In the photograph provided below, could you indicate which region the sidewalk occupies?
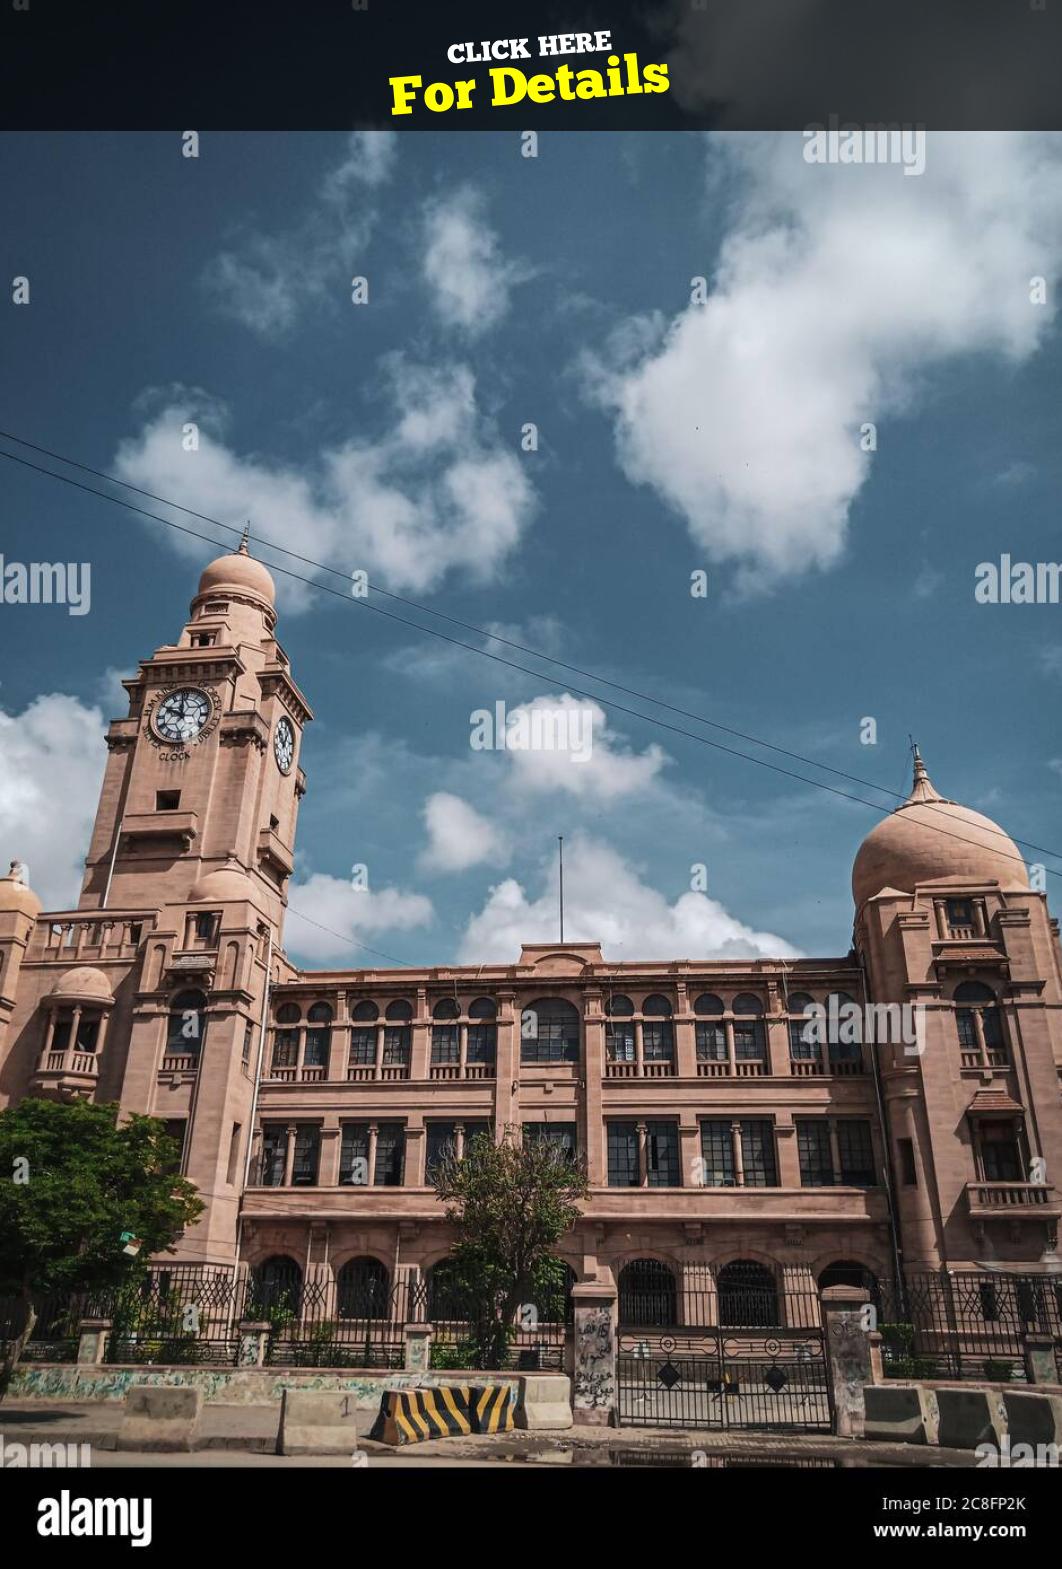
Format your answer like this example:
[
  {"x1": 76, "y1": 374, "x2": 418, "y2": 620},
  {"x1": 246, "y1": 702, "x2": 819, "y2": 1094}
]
[{"x1": 0, "y1": 1401, "x2": 979, "y2": 1466}]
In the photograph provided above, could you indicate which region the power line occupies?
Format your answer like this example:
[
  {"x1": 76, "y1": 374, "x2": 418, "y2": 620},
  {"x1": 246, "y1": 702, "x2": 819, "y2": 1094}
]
[
  {"x1": 5, "y1": 423, "x2": 1058, "y2": 865},
  {"x1": 1, "y1": 434, "x2": 1058, "y2": 889}
]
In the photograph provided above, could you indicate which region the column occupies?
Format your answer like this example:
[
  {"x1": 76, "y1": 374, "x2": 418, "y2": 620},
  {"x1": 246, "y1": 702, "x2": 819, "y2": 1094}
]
[
  {"x1": 724, "y1": 1017, "x2": 736, "y2": 1074},
  {"x1": 731, "y1": 1120, "x2": 745, "y2": 1188},
  {"x1": 582, "y1": 994, "x2": 606, "y2": 1185},
  {"x1": 319, "y1": 1123, "x2": 341, "y2": 1186},
  {"x1": 405, "y1": 1123, "x2": 426, "y2": 1187},
  {"x1": 636, "y1": 1120, "x2": 649, "y2": 1187},
  {"x1": 634, "y1": 1019, "x2": 645, "y2": 1078},
  {"x1": 410, "y1": 986, "x2": 430, "y2": 1081},
  {"x1": 373, "y1": 1025, "x2": 385, "y2": 1080},
  {"x1": 282, "y1": 1124, "x2": 297, "y2": 1187},
  {"x1": 828, "y1": 1119, "x2": 843, "y2": 1185},
  {"x1": 571, "y1": 1282, "x2": 617, "y2": 1427},
  {"x1": 494, "y1": 990, "x2": 517, "y2": 1131},
  {"x1": 820, "y1": 1285, "x2": 872, "y2": 1438},
  {"x1": 674, "y1": 981, "x2": 697, "y2": 1079},
  {"x1": 367, "y1": 1123, "x2": 379, "y2": 1186},
  {"x1": 458, "y1": 1024, "x2": 468, "y2": 1079}
]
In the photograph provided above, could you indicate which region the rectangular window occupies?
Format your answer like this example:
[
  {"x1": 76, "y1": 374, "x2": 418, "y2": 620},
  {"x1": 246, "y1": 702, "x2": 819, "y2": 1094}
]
[
  {"x1": 607, "y1": 1122, "x2": 640, "y2": 1188},
  {"x1": 260, "y1": 1126, "x2": 287, "y2": 1187},
  {"x1": 837, "y1": 1120, "x2": 876, "y2": 1187},
  {"x1": 524, "y1": 1122, "x2": 578, "y2": 1164},
  {"x1": 272, "y1": 1028, "x2": 299, "y2": 1069},
  {"x1": 466, "y1": 1024, "x2": 496, "y2": 1065},
  {"x1": 382, "y1": 1026, "x2": 410, "y2": 1067},
  {"x1": 956, "y1": 1010, "x2": 979, "y2": 1051},
  {"x1": 695, "y1": 1022, "x2": 727, "y2": 1061},
  {"x1": 430, "y1": 1025, "x2": 460, "y2": 1065},
  {"x1": 226, "y1": 1123, "x2": 242, "y2": 1185},
  {"x1": 374, "y1": 1123, "x2": 405, "y2": 1186},
  {"x1": 646, "y1": 1121, "x2": 680, "y2": 1188},
  {"x1": 796, "y1": 1119, "x2": 834, "y2": 1187},
  {"x1": 642, "y1": 1022, "x2": 674, "y2": 1061},
  {"x1": 190, "y1": 632, "x2": 216, "y2": 648},
  {"x1": 946, "y1": 898, "x2": 974, "y2": 932},
  {"x1": 162, "y1": 1118, "x2": 187, "y2": 1174},
  {"x1": 980, "y1": 1120, "x2": 1023, "y2": 1182},
  {"x1": 291, "y1": 1125, "x2": 320, "y2": 1186},
  {"x1": 303, "y1": 1026, "x2": 328, "y2": 1067},
  {"x1": 241, "y1": 1021, "x2": 254, "y2": 1068},
  {"x1": 75, "y1": 1015, "x2": 100, "y2": 1052},
  {"x1": 606, "y1": 1022, "x2": 636, "y2": 1062},
  {"x1": 339, "y1": 1124, "x2": 369, "y2": 1185},
  {"x1": 156, "y1": 790, "x2": 181, "y2": 811},
  {"x1": 788, "y1": 1017, "x2": 819, "y2": 1059},
  {"x1": 348, "y1": 1028, "x2": 375, "y2": 1066},
  {"x1": 425, "y1": 1122, "x2": 457, "y2": 1176},
  {"x1": 700, "y1": 1120, "x2": 736, "y2": 1187},
  {"x1": 898, "y1": 1137, "x2": 917, "y2": 1186},
  {"x1": 733, "y1": 1021, "x2": 765, "y2": 1061},
  {"x1": 194, "y1": 912, "x2": 218, "y2": 943},
  {"x1": 739, "y1": 1120, "x2": 778, "y2": 1187}
]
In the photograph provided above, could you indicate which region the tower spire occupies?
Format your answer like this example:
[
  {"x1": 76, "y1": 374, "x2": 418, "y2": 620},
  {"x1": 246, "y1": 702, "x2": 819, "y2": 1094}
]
[
  {"x1": 905, "y1": 739, "x2": 943, "y2": 806},
  {"x1": 238, "y1": 521, "x2": 251, "y2": 556}
]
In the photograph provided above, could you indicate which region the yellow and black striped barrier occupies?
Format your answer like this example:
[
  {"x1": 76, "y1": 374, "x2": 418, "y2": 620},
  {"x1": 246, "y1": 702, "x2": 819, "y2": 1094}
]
[{"x1": 369, "y1": 1383, "x2": 516, "y2": 1445}]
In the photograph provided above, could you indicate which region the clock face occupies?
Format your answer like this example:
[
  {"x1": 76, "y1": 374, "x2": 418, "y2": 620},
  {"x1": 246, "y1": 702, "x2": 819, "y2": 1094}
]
[
  {"x1": 274, "y1": 716, "x2": 295, "y2": 774},
  {"x1": 153, "y1": 688, "x2": 212, "y2": 744}
]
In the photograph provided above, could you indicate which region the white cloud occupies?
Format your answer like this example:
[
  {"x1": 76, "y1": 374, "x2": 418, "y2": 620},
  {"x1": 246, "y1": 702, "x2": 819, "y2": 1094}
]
[
  {"x1": 113, "y1": 356, "x2": 536, "y2": 604},
  {"x1": 499, "y1": 694, "x2": 667, "y2": 800},
  {"x1": 0, "y1": 694, "x2": 106, "y2": 909},
  {"x1": 285, "y1": 871, "x2": 432, "y2": 964},
  {"x1": 420, "y1": 792, "x2": 508, "y2": 873},
  {"x1": 204, "y1": 132, "x2": 397, "y2": 337},
  {"x1": 457, "y1": 835, "x2": 800, "y2": 963},
  {"x1": 586, "y1": 133, "x2": 1062, "y2": 589},
  {"x1": 422, "y1": 186, "x2": 528, "y2": 335},
  {"x1": 94, "y1": 667, "x2": 132, "y2": 715}
]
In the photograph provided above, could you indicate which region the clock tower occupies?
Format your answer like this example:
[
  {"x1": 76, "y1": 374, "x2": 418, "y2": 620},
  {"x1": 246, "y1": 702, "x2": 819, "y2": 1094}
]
[{"x1": 75, "y1": 537, "x2": 313, "y2": 1263}]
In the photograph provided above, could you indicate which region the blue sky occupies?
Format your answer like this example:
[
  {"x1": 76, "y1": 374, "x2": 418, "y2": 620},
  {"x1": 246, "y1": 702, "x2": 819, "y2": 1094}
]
[{"x1": 1, "y1": 130, "x2": 1061, "y2": 968}]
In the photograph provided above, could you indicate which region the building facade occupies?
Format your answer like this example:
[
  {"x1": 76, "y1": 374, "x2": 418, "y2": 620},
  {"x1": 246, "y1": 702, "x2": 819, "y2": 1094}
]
[{"x1": 1, "y1": 544, "x2": 1060, "y2": 1321}]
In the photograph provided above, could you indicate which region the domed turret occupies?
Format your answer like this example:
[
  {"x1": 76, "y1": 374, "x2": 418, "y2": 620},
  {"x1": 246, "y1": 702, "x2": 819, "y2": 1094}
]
[
  {"x1": 0, "y1": 860, "x2": 41, "y2": 920},
  {"x1": 189, "y1": 858, "x2": 255, "y2": 903},
  {"x1": 196, "y1": 530, "x2": 275, "y2": 608},
  {"x1": 49, "y1": 966, "x2": 114, "y2": 1005},
  {"x1": 852, "y1": 748, "x2": 1029, "y2": 910}
]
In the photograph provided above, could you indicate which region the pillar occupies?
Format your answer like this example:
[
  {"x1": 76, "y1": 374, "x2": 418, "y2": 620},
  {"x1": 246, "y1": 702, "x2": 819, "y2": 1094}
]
[
  {"x1": 821, "y1": 1284, "x2": 872, "y2": 1438},
  {"x1": 571, "y1": 1282, "x2": 617, "y2": 1427}
]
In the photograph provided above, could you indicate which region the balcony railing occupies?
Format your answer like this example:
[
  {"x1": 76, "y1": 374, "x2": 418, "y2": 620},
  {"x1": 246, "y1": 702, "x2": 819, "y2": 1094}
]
[
  {"x1": 605, "y1": 1060, "x2": 676, "y2": 1079},
  {"x1": 960, "y1": 1049, "x2": 1009, "y2": 1070},
  {"x1": 40, "y1": 1050, "x2": 99, "y2": 1077},
  {"x1": 428, "y1": 1063, "x2": 495, "y2": 1081},
  {"x1": 696, "y1": 1059, "x2": 767, "y2": 1078},
  {"x1": 160, "y1": 1053, "x2": 198, "y2": 1074},
  {"x1": 266, "y1": 1065, "x2": 327, "y2": 1083},
  {"x1": 966, "y1": 1181, "x2": 1060, "y2": 1215}
]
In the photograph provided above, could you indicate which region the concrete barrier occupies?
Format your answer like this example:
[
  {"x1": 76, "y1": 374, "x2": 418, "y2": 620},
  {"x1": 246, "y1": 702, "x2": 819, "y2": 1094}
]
[
  {"x1": 515, "y1": 1374, "x2": 573, "y2": 1431},
  {"x1": 1001, "y1": 1389, "x2": 1062, "y2": 1449},
  {"x1": 277, "y1": 1389, "x2": 362, "y2": 1456},
  {"x1": 370, "y1": 1386, "x2": 474, "y2": 1445},
  {"x1": 935, "y1": 1387, "x2": 1007, "y2": 1452},
  {"x1": 117, "y1": 1385, "x2": 203, "y2": 1452},
  {"x1": 863, "y1": 1385, "x2": 938, "y2": 1446}
]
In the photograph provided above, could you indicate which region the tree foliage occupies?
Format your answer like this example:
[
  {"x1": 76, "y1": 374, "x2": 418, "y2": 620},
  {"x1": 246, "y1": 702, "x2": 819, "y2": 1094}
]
[
  {"x1": 0, "y1": 1097, "x2": 203, "y2": 1396},
  {"x1": 430, "y1": 1128, "x2": 587, "y2": 1369}
]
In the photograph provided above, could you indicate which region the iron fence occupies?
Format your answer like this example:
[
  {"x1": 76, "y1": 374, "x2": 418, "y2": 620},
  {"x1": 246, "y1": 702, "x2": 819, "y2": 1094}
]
[{"x1": 878, "y1": 1270, "x2": 1062, "y2": 1384}]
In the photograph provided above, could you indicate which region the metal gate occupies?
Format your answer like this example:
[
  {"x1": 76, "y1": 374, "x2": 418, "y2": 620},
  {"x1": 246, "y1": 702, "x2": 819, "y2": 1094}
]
[{"x1": 616, "y1": 1261, "x2": 830, "y2": 1432}]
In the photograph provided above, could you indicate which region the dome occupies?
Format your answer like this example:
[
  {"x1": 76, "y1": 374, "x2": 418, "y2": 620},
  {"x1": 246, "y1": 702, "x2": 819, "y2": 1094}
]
[
  {"x1": 49, "y1": 966, "x2": 114, "y2": 1004},
  {"x1": 196, "y1": 534, "x2": 275, "y2": 607},
  {"x1": 189, "y1": 862, "x2": 254, "y2": 903},
  {"x1": 0, "y1": 861, "x2": 41, "y2": 919},
  {"x1": 853, "y1": 749, "x2": 1029, "y2": 909}
]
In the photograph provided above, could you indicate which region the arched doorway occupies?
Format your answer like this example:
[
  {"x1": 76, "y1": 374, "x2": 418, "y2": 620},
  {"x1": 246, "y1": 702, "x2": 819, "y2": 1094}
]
[
  {"x1": 716, "y1": 1260, "x2": 779, "y2": 1327},
  {"x1": 618, "y1": 1259, "x2": 677, "y2": 1327}
]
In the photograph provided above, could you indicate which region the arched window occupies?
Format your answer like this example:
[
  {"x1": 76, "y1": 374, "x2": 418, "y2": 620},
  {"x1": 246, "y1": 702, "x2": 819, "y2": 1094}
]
[
  {"x1": 717, "y1": 1260, "x2": 779, "y2": 1328},
  {"x1": 693, "y1": 993, "x2": 726, "y2": 1063},
  {"x1": 431, "y1": 999, "x2": 460, "y2": 1067},
  {"x1": 336, "y1": 1256, "x2": 390, "y2": 1319},
  {"x1": 618, "y1": 1259, "x2": 677, "y2": 1327},
  {"x1": 521, "y1": 997, "x2": 580, "y2": 1064},
  {"x1": 731, "y1": 993, "x2": 765, "y2": 1063},
  {"x1": 351, "y1": 1000, "x2": 379, "y2": 1022},
  {"x1": 426, "y1": 1259, "x2": 468, "y2": 1322},
  {"x1": 303, "y1": 1001, "x2": 332, "y2": 1068},
  {"x1": 250, "y1": 1254, "x2": 302, "y2": 1314},
  {"x1": 606, "y1": 995, "x2": 635, "y2": 1063},
  {"x1": 640, "y1": 994, "x2": 674, "y2": 1062},
  {"x1": 275, "y1": 1002, "x2": 301, "y2": 1024},
  {"x1": 642, "y1": 994, "x2": 673, "y2": 1016},
  {"x1": 383, "y1": 1000, "x2": 412, "y2": 1069},
  {"x1": 468, "y1": 997, "x2": 496, "y2": 1019},
  {"x1": 787, "y1": 991, "x2": 818, "y2": 1060},
  {"x1": 529, "y1": 1263, "x2": 577, "y2": 1324},
  {"x1": 826, "y1": 990, "x2": 861, "y2": 1066},
  {"x1": 167, "y1": 989, "x2": 207, "y2": 1054},
  {"x1": 954, "y1": 981, "x2": 1005, "y2": 1062}
]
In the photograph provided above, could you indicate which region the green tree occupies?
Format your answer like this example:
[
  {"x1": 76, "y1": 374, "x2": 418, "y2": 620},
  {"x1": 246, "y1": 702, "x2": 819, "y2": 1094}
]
[
  {"x1": 0, "y1": 1098, "x2": 203, "y2": 1398},
  {"x1": 430, "y1": 1128, "x2": 588, "y2": 1369}
]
